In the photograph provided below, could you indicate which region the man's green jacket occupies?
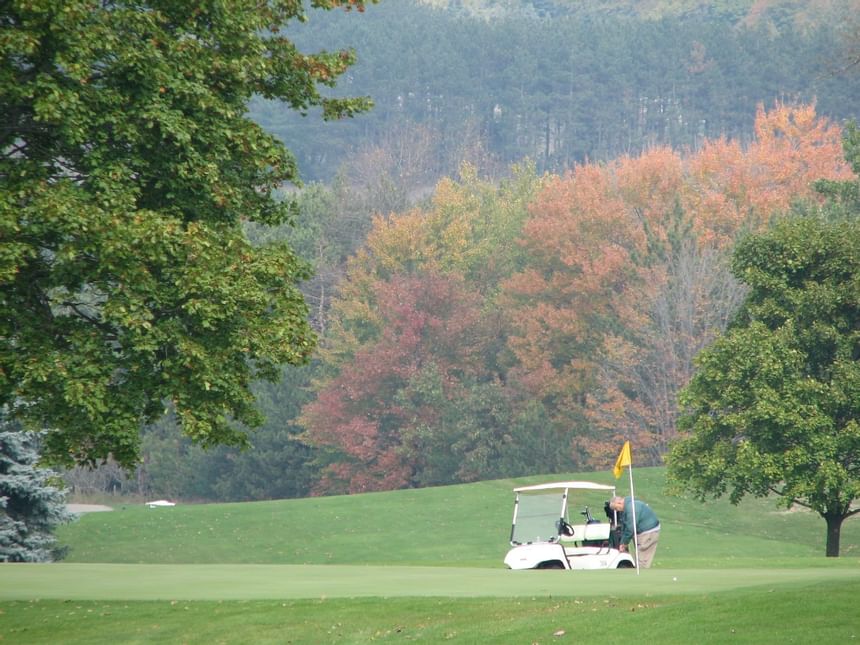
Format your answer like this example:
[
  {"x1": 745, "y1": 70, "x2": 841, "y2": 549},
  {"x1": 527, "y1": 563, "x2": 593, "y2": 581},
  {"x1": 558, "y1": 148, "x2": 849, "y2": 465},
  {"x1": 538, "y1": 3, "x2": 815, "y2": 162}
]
[{"x1": 619, "y1": 496, "x2": 659, "y2": 545}]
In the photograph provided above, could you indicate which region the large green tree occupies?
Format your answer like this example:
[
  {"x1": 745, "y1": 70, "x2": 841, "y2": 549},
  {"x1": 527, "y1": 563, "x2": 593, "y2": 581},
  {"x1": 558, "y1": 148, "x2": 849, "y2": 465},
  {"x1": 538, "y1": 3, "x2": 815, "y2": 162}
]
[
  {"x1": 667, "y1": 214, "x2": 860, "y2": 557},
  {"x1": 0, "y1": 1, "x2": 374, "y2": 467}
]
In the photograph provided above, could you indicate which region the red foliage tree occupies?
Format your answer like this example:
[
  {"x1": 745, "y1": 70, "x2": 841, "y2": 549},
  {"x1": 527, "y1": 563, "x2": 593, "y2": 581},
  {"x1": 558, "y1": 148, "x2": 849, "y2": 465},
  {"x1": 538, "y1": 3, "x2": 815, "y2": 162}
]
[{"x1": 300, "y1": 271, "x2": 489, "y2": 493}]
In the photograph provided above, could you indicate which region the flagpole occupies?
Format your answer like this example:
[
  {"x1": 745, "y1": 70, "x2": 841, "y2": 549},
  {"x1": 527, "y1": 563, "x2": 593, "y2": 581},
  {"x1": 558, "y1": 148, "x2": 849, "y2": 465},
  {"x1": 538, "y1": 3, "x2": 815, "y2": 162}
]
[
  {"x1": 612, "y1": 441, "x2": 639, "y2": 574},
  {"x1": 628, "y1": 461, "x2": 640, "y2": 575}
]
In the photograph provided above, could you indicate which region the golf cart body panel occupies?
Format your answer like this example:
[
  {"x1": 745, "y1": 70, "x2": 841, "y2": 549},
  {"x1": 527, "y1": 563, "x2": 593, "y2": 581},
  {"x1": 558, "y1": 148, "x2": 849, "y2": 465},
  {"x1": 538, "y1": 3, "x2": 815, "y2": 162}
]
[
  {"x1": 503, "y1": 543, "x2": 632, "y2": 570},
  {"x1": 504, "y1": 481, "x2": 636, "y2": 571},
  {"x1": 503, "y1": 542, "x2": 569, "y2": 569}
]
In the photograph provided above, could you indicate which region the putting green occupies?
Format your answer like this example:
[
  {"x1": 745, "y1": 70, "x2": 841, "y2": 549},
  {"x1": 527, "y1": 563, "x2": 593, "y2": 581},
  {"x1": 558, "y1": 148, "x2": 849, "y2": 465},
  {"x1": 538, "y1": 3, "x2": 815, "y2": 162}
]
[{"x1": 2, "y1": 564, "x2": 858, "y2": 601}]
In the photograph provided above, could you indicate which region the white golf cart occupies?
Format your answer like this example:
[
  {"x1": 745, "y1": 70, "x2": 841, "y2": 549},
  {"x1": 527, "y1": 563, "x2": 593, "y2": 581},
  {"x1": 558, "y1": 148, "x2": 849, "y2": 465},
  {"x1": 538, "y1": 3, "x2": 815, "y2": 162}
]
[{"x1": 503, "y1": 481, "x2": 636, "y2": 570}]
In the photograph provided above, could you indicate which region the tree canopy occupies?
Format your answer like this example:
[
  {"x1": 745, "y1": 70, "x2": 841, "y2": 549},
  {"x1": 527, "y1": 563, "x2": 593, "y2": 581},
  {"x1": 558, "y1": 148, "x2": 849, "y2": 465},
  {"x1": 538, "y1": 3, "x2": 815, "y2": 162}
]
[
  {"x1": 667, "y1": 213, "x2": 860, "y2": 557},
  {"x1": 298, "y1": 105, "x2": 855, "y2": 494},
  {"x1": 53, "y1": 104, "x2": 858, "y2": 502},
  {"x1": 0, "y1": 0, "x2": 375, "y2": 467}
]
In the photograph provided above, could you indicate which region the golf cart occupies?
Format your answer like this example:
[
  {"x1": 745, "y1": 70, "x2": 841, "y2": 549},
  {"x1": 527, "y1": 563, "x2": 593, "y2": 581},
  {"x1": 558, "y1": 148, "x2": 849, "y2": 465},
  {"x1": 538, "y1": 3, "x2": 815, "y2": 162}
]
[{"x1": 503, "y1": 481, "x2": 636, "y2": 570}]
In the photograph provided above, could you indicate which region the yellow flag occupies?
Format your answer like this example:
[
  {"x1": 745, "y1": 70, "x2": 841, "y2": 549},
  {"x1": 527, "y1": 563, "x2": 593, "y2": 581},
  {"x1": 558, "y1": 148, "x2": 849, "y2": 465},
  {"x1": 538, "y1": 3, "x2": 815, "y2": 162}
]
[{"x1": 613, "y1": 441, "x2": 631, "y2": 479}]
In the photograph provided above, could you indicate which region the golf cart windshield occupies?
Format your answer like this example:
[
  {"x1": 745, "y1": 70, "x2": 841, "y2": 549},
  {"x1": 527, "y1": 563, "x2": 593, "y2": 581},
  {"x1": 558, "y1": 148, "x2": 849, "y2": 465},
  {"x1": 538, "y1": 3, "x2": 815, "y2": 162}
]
[
  {"x1": 509, "y1": 481, "x2": 616, "y2": 545},
  {"x1": 511, "y1": 492, "x2": 564, "y2": 544}
]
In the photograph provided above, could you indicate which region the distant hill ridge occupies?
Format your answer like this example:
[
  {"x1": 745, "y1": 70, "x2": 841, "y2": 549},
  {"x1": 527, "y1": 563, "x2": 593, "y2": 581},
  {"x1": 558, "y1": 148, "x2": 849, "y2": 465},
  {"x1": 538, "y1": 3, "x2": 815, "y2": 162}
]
[{"x1": 416, "y1": 0, "x2": 860, "y2": 26}]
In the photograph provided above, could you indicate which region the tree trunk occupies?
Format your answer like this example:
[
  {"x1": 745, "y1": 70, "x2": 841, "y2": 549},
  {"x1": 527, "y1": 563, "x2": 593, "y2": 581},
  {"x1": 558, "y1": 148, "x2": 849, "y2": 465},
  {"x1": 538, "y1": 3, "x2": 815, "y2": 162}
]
[{"x1": 824, "y1": 513, "x2": 844, "y2": 557}]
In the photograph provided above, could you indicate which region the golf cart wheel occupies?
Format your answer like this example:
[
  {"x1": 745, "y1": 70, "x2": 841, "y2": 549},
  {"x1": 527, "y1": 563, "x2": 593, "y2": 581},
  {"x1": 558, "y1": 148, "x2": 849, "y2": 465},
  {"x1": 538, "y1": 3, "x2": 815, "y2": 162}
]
[
  {"x1": 537, "y1": 561, "x2": 566, "y2": 570},
  {"x1": 616, "y1": 560, "x2": 635, "y2": 569}
]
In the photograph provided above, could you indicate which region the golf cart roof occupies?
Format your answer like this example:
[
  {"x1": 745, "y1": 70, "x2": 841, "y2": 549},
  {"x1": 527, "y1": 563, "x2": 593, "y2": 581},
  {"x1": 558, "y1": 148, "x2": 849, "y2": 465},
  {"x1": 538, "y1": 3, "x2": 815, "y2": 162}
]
[{"x1": 513, "y1": 481, "x2": 615, "y2": 493}]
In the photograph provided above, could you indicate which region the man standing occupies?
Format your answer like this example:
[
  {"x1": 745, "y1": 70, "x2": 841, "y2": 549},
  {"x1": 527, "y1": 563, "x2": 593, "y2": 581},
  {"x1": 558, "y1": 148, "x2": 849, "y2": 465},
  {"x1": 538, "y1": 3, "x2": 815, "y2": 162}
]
[{"x1": 609, "y1": 496, "x2": 660, "y2": 568}]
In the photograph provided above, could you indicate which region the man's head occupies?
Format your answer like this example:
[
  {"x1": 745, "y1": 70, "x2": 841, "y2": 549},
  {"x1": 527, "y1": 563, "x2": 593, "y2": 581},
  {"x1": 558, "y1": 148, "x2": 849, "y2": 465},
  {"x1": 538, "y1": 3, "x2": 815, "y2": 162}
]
[{"x1": 609, "y1": 496, "x2": 625, "y2": 512}]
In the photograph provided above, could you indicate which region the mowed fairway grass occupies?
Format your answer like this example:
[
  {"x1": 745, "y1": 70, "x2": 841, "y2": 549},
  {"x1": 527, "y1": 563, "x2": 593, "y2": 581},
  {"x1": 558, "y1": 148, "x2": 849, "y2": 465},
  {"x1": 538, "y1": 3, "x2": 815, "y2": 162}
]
[{"x1": 3, "y1": 468, "x2": 860, "y2": 644}]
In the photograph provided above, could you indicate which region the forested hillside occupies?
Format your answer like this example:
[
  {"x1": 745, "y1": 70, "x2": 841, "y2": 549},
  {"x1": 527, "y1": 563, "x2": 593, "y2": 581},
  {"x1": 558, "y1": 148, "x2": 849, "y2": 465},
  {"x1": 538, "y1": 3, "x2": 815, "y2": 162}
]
[
  {"x1": 253, "y1": 0, "x2": 860, "y2": 182},
  {"x1": 418, "y1": 0, "x2": 858, "y2": 23},
  {"x1": 61, "y1": 1, "x2": 860, "y2": 502}
]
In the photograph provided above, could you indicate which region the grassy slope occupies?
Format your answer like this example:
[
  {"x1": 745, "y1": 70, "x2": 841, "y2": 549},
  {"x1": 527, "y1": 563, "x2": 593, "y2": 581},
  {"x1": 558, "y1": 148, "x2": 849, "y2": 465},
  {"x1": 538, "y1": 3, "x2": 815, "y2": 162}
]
[
  {"x1": 54, "y1": 468, "x2": 860, "y2": 566},
  {"x1": 4, "y1": 469, "x2": 860, "y2": 644}
]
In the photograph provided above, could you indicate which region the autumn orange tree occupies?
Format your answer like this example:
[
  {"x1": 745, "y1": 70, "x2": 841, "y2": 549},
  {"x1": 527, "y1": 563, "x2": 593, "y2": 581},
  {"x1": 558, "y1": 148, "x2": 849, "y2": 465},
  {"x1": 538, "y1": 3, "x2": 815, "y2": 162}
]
[
  {"x1": 501, "y1": 148, "x2": 686, "y2": 466},
  {"x1": 504, "y1": 102, "x2": 853, "y2": 469},
  {"x1": 686, "y1": 102, "x2": 852, "y2": 245}
]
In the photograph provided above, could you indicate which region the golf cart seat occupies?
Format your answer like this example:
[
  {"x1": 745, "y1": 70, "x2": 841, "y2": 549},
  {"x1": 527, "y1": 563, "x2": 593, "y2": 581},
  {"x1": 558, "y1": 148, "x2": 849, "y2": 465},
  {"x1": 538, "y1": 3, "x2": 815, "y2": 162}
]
[{"x1": 559, "y1": 522, "x2": 611, "y2": 543}]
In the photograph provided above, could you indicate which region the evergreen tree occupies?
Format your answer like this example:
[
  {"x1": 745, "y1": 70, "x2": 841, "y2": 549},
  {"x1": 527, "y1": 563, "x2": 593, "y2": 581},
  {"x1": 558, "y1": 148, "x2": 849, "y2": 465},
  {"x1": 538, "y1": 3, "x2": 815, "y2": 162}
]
[{"x1": 0, "y1": 421, "x2": 72, "y2": 562}]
